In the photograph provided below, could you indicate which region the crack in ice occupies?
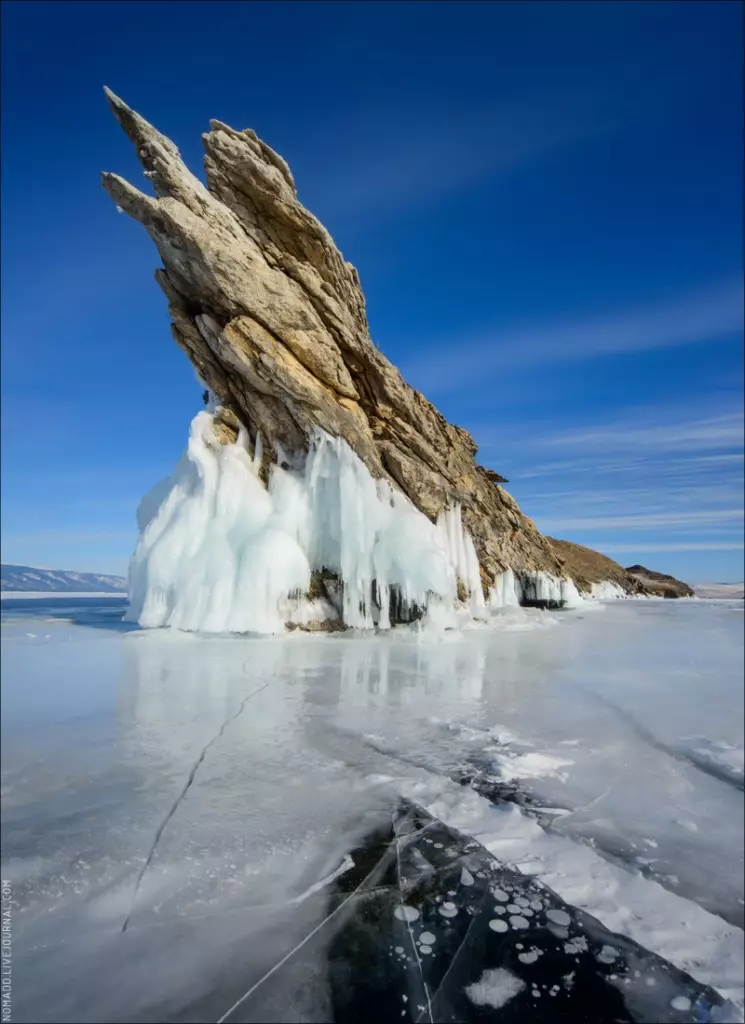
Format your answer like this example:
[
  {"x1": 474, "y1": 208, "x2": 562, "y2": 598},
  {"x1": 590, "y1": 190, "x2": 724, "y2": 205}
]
[
  {"x1": 121, "y1": 675, "x2": 270, "y2": 932},
  {"x1": 214, "y1": 837, "x2": 398, "y2": 1023},
  {"x1": 582, "y1": 689, "x2": 745, "y2": 793},
  {"x1": 420, "y1": 883, "x2": 489, "y2": 1020},
  {"x1": 394, "y1": 810, "x2": 433, "y2": 1024}
]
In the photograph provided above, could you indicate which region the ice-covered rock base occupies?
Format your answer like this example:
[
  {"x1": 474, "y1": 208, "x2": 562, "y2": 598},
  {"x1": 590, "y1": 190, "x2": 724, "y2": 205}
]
[
  {"x1": 126, "y1": 412, "x2": 630, "y2": 634},
  {"x1": 128, "y1": 412, "x2": 464, "y2": 633},
  {"x1": 488, "y1": 570, "x2": 625, "y2": 612}
]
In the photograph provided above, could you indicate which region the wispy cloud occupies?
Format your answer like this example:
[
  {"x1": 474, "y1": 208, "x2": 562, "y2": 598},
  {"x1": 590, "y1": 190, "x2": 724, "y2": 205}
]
[
  {"x1": 478, "y1": 400, "x2": 744, "y2": 464},
  {"x1": 541, "y1": 411, "x2": 744, "y2": 453},
  {"x1": 593, "y1": 542, "x2": 745, "y2": 553},
  {"x1": 405, "y1": 278, "x2": 743, "y2": 395},
  {"x1": 310, "y1": 90, "x2": 602, "y2": 219},
  {"x1": 538, "y1": 509, "x2": 743, "y2": 532},
  {"x1": 521, "y1": 483, "x2": 744, "y2": 510},
  {"x1": 486, "y1": 400, "x2": 744, "y2": 563}
]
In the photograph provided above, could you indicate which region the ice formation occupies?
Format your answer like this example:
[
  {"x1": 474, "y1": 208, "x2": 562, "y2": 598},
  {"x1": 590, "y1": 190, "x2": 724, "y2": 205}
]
[
  {"x1": 589, "y1": 581, "x2": 627, "y2": 601},
  {"x1": 521, "y1": 572, "x2": 584, "y2": 609},
  {"x1": 489, "y1": 570, "x2": 583, "y2": 610},
  {"x1": 127, "y1": 412, "x2": 467, "y2": 633},
  {"x1": 126, "y1": 411, "x2": 632, "y2": 634},
  {"x1": 127, "y1": 413, "x2": 311, "y2": 634},
  {"x1": 435, "y1": 505, "x2": 486, "y2": 616},
  {"x1": 489, "y1": 569, "x2": 522, "y2": 610}
]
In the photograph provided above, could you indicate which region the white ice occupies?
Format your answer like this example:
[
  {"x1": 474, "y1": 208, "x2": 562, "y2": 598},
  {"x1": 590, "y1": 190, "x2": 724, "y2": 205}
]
[
  {"x1": 465, "y1": 967, "x2": 526, "y2": 1009},
  {"x1": 589, "y1": 580, "x2": 628, "y2": 600},
  {"x1": 126, "y1": 412, "x2": 475, "y2": 633},
  {"x1": 124, "y1": 411, "x2": 630, "y2": 635},
  {"x1": 2, "y1": 591, "x2": 742, "y2": 1022}
]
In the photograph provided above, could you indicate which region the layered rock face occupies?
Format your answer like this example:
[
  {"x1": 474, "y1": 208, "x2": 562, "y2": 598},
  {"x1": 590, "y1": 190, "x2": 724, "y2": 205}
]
[
  {"x1": 105, "y1": 90, "x2": 690, "y2": 623},
  {"x1": 101, "y1": 89, "x2": 564, "y2": 599}
]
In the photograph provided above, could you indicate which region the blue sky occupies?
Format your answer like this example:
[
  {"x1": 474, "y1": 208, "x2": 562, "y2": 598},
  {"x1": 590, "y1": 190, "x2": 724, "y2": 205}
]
[{"x1": 1, "y1": 0, "x2": 743, "y2": 582}]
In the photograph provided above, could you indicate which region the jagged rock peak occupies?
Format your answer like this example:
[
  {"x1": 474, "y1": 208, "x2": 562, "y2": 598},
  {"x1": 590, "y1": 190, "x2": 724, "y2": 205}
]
[{"x1": 102, "y1": 88, "x2": 565, "y2": 588}]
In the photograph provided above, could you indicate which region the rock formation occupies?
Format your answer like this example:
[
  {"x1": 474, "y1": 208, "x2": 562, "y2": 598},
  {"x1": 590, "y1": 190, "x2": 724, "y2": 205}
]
[
  {"x1": 101, "y1": 90, "x2": 566, "y2": 594},
  {"x1": 625, "y1": 565, "x2": 695, "y2": 599},
  {"x1": 548, "y1": 539, "x2": 649, "y2": 596},
  {"x1": 102, "y1": 90, "x2": 676, "y2": 620}
]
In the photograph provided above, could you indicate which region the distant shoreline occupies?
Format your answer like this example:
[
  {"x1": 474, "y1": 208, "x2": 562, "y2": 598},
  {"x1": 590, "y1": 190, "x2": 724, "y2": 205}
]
[{"x1": 693, "y1": 584, "x2": 744, "y2": 600}]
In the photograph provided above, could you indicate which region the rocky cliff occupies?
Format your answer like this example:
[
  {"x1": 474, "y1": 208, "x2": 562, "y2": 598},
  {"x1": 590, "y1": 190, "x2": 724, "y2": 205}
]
[
  {"x1": 102, "y1": 91, "x2": 695, "y2": 619},
  {"x1": 102, "y1": 89, "x2": 570, "y2": 604}
]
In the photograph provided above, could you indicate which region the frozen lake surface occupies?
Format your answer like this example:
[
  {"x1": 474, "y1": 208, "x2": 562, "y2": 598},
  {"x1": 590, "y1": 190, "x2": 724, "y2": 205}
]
[{"x1": 2, "y1": 595, "x2": 743, "y2": 1022}]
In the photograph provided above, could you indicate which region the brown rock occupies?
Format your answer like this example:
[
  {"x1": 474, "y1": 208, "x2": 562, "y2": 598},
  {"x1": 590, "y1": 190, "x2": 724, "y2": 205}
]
[
  {"x1": 547, "y1": 538, "x2": 647, "y2": 595},
  {"x1": 102, "y1": 90, "x2": 608, "y2": 593},
  {"x1": 625, "y1": 565, "x2": 695, "y2": 599}
]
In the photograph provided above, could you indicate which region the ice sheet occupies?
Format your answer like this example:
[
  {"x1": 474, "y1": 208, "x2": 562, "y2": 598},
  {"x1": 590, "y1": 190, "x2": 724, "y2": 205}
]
[{"x1": 1, "y1": 595, "x2": 743, "y2": 1021}]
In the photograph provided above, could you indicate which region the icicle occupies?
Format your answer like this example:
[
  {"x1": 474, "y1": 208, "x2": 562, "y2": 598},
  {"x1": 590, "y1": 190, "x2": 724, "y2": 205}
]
[
  {"x1": 252, "y1": 430, "x2": 263, "y2": 472},
  {"x1": 516, "y1": 571, "x2": 585, "y2": 609},
  {"x1": 488, "y1": 569, "x2": 522, "y2": 609},
  {"x1": 435, "y1": 505, "x2": 487, "y2": 617},
  {"x1": 236, "y1": 422, "x2": 250, "y2": 453}
]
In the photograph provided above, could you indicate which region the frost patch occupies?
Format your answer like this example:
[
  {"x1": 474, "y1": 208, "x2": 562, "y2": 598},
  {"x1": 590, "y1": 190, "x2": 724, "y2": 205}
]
[
  {"x1": 465, "y1": 968, "x2": 526, "y2": 1010},
  {"x1": 564, "y1": 936, "x2": 588, "y2": 955}
]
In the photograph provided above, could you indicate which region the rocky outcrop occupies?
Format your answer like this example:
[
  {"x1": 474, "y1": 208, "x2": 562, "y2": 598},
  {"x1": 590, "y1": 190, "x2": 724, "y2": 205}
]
[
  {"x1": 546, "y1": 541, "x2": 694, "y2": 599},
  {"x1": 548, "y1": 539, "x2": 649, "y2": 596},
  {"x1": 101, "y1": 89, "x2": 564, "y2": 594},
  {"x1": 625, "y1": 565, "x2": 695, "y2": 599}
]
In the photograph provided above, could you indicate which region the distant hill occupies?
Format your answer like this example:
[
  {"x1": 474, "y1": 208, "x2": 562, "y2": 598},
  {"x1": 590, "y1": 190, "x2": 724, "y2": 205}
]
[
  {"x1": 625, "y1": 564, "x2": 695, "y2": 599},
  {"x1": 1, "y1": 564, "x2": 127, "y2": 594}
]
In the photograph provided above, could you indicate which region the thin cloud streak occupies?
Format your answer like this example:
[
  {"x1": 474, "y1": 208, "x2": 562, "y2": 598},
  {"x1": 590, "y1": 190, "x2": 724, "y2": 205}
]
[
  {"x1": 537, "y1": 509, "x2": 743, "y2": 532},
  {"x1": 310, "y1": 90, "x2": 602, "y2": 219},
  {"x1": 407, "y1": 278, "x2": 743, "y2": 395},
  {"x1": 519, "y1": 483, "x2": 744, "y2": 509},
  {"x1": 543, "y1": 413, "x2": 744, "y2": 453},
  {"x1": 508, "y1": 454, "x2": 744, "y2": 484},
  {"x1": 478, "y1": 402, "x2": 744, "y2": 463},
  {"x1": 590, "y1": 542, "x2": 745, "y2": 553}
]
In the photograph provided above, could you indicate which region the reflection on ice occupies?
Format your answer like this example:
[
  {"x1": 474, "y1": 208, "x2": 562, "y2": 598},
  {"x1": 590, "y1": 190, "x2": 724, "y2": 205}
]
[{"x1": 2, "y1": 597, "x2": 743, "y2": 1022}]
